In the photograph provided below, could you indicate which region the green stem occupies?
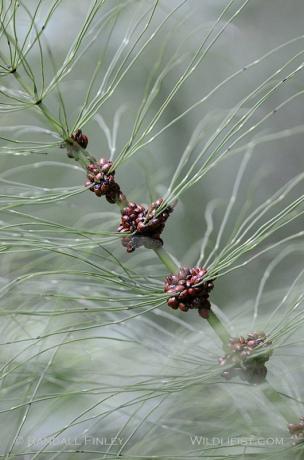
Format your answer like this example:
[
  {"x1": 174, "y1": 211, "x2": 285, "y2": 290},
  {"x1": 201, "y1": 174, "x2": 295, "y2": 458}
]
[
  {"x1": 207, "y1": 310, "x2": 230, "y2": 345},
  {"x1": 39, "y1": 101, "x2": 65, "y2": 134},
  {"x1": 116, "y1": 192, "x2": 129, "y2": 211},
  {"x1": 153, "y1": 246, "x2": 179, "y2": 273},
  {"x1": 71, "y1": 147, "x2": 97, "y2": 167},
  {"x1": 13, "y1": 70, "x2": 64, "y2": 136}
]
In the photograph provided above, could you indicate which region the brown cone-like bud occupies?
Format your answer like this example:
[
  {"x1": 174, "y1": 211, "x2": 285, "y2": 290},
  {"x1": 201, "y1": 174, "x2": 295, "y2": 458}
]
[
  {"x1": 219, "y1": 332, "x2": 272, "y2": 384},
  {"x1": 85, "y1": 158, "x2": 121, "y2": 203},
  {"x1": 66, "y1": 129, "x2": 89, "y2": 158},
  {"x1": 164, "y1": 267, "x2": 214, "y2": 318},
  {"x1": 71, "y1": 129, "x2": 88, "y2": 149},
  {"x1": 117, "y1": 199, "x2": 173, "y2": 252}
]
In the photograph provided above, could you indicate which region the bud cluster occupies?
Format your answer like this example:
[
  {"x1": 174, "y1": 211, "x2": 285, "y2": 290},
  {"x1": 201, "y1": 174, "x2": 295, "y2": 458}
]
[
  {"x1": 288, "y1": 417, "x2": 304, "y2": 445},
  {"x1": 71, "y1": 129, "x2": 88, "y2": 149},
  {"x1": 65, "y1": 129, "x2": 89, "y2": 158},
  {"x1": 164, "y1": 267, "x2": 214, "y2": 318},
  {"x1": 85, "y1": 158, "x2": 121, "y2": 203},
  {"x1": 219, "y1": 332, "x2": 272, "y2": 384},
  {"x1": 117, "y1": 199, "x2": 173, "y2": 252}
]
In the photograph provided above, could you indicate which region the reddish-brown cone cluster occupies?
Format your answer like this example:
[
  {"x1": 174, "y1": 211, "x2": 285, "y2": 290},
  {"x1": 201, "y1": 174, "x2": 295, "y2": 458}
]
[
  {"x1": 71, "y1": 129, "x2": 88, "y2": 149},
  {"x1": 219, "y1": 332, "x2": 272, "y2": 384},
  {"x1": 164, "y1": 267, "x2": 214, "y2": 318},
  {"x1": 117, "y1": 199, "x2": 173, "y2": 252},
  {"x1": 85, "y1": 158, "x2": 121, "y2": 203},
  {"x1": 66, "y1": 129, "x2": 89, "y2": 158},
  {"x1": 288, "y1": 417, "x2": 304, "y2": 445}
]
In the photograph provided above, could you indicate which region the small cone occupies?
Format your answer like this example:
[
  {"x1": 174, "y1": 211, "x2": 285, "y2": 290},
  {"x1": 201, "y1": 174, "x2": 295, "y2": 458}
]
[
  {"x1": 164, "y1": 267, "x2": 214, "y2": 317},
  {"x1": 71, "y1": 129, "x2": 88, "y2": 149},
  {"x1": 117, "y1": 199, "x2": 173, "y2": 252},
  {"x1": 85, "y1": 158, "x2": 121, "y2": 203},
  {"x1": 219, "y1": 332, "x2": 272, "y2": 384}
]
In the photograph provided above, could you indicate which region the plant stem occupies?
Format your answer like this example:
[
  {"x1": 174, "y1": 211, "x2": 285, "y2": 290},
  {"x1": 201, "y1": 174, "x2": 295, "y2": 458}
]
[
  {"x1": 13, "y1": 70, "x2": 65, "y2": 136},
  {"x1": 207, "y1": 309, "x2": 230, "y2": 345},
  {"x1": 72, "y1": 147, "x2": 97, "y2": 167},
  {"x1": 117, "y1": 193, "x2": 129, "y2": 210},
  {"x1": 153, "y1": 246, "x2": 179, "y2": 273}
]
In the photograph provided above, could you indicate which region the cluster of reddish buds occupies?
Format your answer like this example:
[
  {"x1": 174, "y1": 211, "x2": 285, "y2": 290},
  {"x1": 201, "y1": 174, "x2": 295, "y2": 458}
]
[
  {"x1": 65, "y1": 129, "x2": 89, "y2": 158},
  {"x1": 71, "y1": 129, "x2": 88, "y2": 149},
  {"x1": 117, "y1": 198, "x2": 173, "y2": 253},
  {"x1": 219, "y1": 332, "x2": 272, "y2": 384},
  {"x1": 288, "y1": 417, "x2": 304, "y2": 445},
  {"x1": 164, "y1": 267, "x2": 214, "y2": 318},
  {"x1": 85, "y1": 158, "x2": 121, "y2": 204},
  {"x1": 66, "y1": 131, "x2": 175, "y2": 250}
]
